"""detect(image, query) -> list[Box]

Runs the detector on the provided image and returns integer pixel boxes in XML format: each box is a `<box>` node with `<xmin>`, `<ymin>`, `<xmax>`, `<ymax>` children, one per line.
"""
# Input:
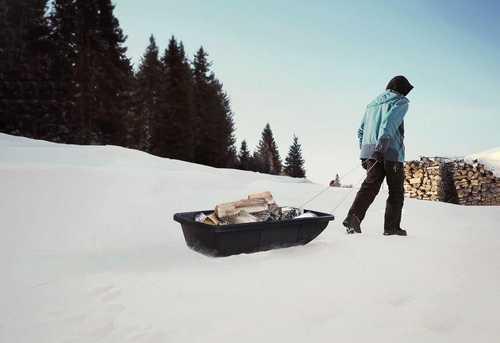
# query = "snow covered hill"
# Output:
<box><xmin>467</xmin><ymin>146</ymin><xmax>500</xmax><ymax>176</ymax></box>
<box><xmin>1</xmin><ymin>133</ymin><xmax>499</xmax><ymax>343</ymax></box>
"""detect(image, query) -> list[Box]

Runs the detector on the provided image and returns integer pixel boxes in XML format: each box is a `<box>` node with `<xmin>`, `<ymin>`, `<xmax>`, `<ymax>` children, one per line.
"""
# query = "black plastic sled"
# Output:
<box><xmin>173</xmin><ymin>210</ymin><xmax>335</xmax><ymax>257</ymax></box>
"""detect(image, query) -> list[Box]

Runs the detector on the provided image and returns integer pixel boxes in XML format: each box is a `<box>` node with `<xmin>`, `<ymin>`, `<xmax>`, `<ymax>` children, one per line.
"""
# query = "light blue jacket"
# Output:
<box><xmin>358</xmin><ymin>90</ymin><xmax>409</xmax><ymax>162</ymax></box>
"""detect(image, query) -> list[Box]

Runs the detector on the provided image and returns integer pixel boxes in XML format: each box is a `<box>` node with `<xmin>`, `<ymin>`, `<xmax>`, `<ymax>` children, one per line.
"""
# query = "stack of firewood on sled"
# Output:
<box><xmin>195</xmin><ymin>191</ymin><xmax>316</xmax><ymax>226</ymax></box>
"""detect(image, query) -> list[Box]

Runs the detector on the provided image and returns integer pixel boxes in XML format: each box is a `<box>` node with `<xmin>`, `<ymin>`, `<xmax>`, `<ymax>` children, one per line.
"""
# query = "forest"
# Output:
<box><xmin>0</xmin><ymin>0</ymin><xmax>306</xmax><ymax>177</ymax></box>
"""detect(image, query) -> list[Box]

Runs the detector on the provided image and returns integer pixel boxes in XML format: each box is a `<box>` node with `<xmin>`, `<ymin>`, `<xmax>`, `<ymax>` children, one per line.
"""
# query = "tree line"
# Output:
<box><xmin>0</xmin><ymin>0</ymin><xmax>306</xmax><ymax>177</ymax></box>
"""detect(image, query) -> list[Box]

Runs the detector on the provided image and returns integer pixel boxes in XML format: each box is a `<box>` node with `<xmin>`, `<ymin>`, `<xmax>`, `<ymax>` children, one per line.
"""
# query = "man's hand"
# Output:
<box><xmin>361</xmin><ymin>159</ymin><xmax>368</xmax><ymax>170</ymax></box>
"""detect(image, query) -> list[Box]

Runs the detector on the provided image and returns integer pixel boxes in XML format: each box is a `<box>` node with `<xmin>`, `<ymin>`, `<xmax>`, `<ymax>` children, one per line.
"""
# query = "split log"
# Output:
<box><xmin>216</xmin><ymin>197</ymin><xmax>269</xmax><ymax>219</ymax></box>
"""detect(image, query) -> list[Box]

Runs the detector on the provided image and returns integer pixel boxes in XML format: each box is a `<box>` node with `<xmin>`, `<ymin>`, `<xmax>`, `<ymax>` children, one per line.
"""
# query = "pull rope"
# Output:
<box><xmin>329</xmin><ymin>160</ymin><xmax>379</xmax><ymax>213</ymax></box>
<box><xmin>298</xmin><ymin>160</ymin><xmax>380</xmax><ymax>214</ymax></box>
<box><xmin>298</xmin><ymin>163</ymin><xmax>364</xmax><ymax>210</ymax></box>
<box><xmin>299</xmin><ymin>164</ymin><xmax>360</xmax><ymax>210</ymax></box>
<box><xmin>329</xmin><ymin>160</ymin><xmax>380</xmax><ymax>213</ymax></box>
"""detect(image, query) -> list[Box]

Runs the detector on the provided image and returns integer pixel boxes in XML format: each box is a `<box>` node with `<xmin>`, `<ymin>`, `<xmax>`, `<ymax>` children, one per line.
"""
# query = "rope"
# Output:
<box><xmin>297</xmin><ymin>163</ymin><xmax>362</xmax><ymax>210</ymax></box>
<box><xmin>329</xmin><ymin>160</ymin><xmax>379</xmax><ymax>213</ymax></box>
<box><xmin>297</xmin><ymin>160</ymin><xmax>380</xmax><ymax>214</ymax></box>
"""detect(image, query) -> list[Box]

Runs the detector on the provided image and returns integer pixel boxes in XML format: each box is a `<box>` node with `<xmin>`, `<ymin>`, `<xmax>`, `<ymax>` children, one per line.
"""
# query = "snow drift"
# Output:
<box><xmin>1</xmin><ymin>133</ymin><xmax>499</xmax><ymax>343</ymax></box>
<box><xmin>467</xmin><ymin>146</ymin><xmax>500</xmax><ymax>176</ymax></box>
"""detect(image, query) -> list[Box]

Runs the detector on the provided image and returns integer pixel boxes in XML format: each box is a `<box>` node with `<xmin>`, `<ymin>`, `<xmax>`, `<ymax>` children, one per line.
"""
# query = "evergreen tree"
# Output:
<box><xmin>132</xmin><ymin>35</ymin><xmax>162</xmax><ymax>151</ymax></box>
<box><xmin>0</xmin><ymin>0</ymin><xmax>63</xmax><ymax>140</ymax></box>
<box><xmin>249</xmin><ymin>151</ymin><xmax>265</xmax><ymax>173</ymax></box>
<box><xmin>154</xmin><ymin>36</ymin><xmax>194</xmax><ymax>160</ymax></box>
<box><xmin>94</xmin><ymin>0</ymin><xmax>134</xmax><ymax>145</ymax></box>
<box><xmin>210</xmin><ymin>78</ymin><xmax>236</xmax><ymax>167</ymax></box>
<box><xmin>284</xmin><ymin>135</ymin><xmax>306</xmax><ymax>178</ymax></box>
<box><xmin>71</xmin><ymin>0</ymin><xmax>100</xmax><ymax>143</ymax></box>
<box><xmin>50</xmin><ymin>0</ymin><xmax>133</xmax><ymax>144</ymax></box>
<box><xmin>256</xmin><ymin>123</ymin><xmax>282</xmax><ymax>175</ymax></box>
<box><xmin>238</xmin><ymin>140</ymin><xmax>251</xmax><ymax>170</ymax></box>
<box><xmin>226</xmin><ymin>145</ymin><xmax>238</xmax><ymax>169</ymax></box>
<box><xmin>192</xmin><ymin>47</ymin><xmax>214</xmax><ymax>165</ymax></box>
<box><xmin>192</xmin><ymin>47</ymin><xmax>236</xmax><ymax>167</ymax></box>
<box><xmin>98</xmin><ymin>0</ymin><xmax>134</xmax><ymax>144</ymax></box>
<box><xmin>49</xmin><ymin>0</ymin><xmax>78</xmax><ymax>142</ymax></box>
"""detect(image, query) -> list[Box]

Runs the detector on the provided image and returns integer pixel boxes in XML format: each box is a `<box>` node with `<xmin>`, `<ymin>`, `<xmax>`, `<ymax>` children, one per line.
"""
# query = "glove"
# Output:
<box><xmin>361</xmin><ymin>159</ymin><xmax>368</xmax><ymax>170</ymax></box>
<box><xmin>372</xmin><ymin>151</ymin><xmax>384</xmax><ymax>161</ymax></box>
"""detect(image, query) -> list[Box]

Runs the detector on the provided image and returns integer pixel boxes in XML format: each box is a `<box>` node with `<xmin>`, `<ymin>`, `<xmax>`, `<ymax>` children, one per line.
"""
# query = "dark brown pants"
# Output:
<box><xmin>347</xmin><ymin>159</ymin><xmax>405</xmax><ymax>232</ymax></box>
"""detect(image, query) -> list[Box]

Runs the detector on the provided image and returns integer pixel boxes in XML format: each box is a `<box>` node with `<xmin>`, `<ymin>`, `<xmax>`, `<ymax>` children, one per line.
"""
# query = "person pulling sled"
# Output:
<box><xmin>343</xmin><ymin>76</ymin><xmax>414</xmax><ymax>236</ymax></box>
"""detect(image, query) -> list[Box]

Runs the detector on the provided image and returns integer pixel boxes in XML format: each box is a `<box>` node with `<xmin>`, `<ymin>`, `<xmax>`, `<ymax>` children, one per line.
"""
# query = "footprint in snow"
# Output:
<box><xmin>101</xmin><ymin>288</ymin><xmax>122</xmax><ymax>302</ymax></box>
<box><xmin>90</xmin><ymin>285</ymin><xmax>115</xmax><ymax>297</ymax></box>
<box><xmin>89</xmin><ymin>285</ymin><xmax>122</xmax><ymax>303</ymax></box>
<box><xmin>61</xmin><ymin>313</ymin><xmax>88</xmax><ymax>325</ymax></box>
<box><xmin>386</xmin><ymin>294</ymin><xmax>413</xmax><ymax>307</ymax></box>
<box><xmin>86</xmin><ymin>321</ymin><xmax>115</xmax><ymax>338</ymax></box>
<box><xmin>106</xmin><ymin>303</ymin><xmax>126</xmax><ymax>315</ymax></box>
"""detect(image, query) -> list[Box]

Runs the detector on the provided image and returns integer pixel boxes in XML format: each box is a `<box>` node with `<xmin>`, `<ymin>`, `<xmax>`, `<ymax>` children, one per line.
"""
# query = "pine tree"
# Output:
<box><xmin>51</xmin><ymin>0</ymin><xmax>133</xmax><ymax>144</ymax></box>
<box><xmin>154</xmin><ymin>36</ymin><xmax>194</xmax><ymax>160</ymax></box>
<box><xmin>249</xmin><ymin>151</ymin><xmax>265</xmax><ymax>173</ymax></box>
<box><xmin>49</xmin><ymin>0</ymin><xmax>78</xmax><ymax>142</ymax></box>
<box><xmin>284</xmin><ymin>135</ymin><xmax>306</xmax><ymax>178</ymax></box>
<box><xmin>132</xmin><ymin>35</ymin><xmax>162</xmax><ymax>151</ymax></box>
<box><xmin>92</xmin><ymin>0</ymin><xmax>134</xmax><ymax>145</ymax></box>
<box><xmin>192</xmin><ymin>47</ymin><xmax>214</xmax><ymax>165</ymax></box>
<box><xmin>238</xmin><ymin>140</ymin><xmax>251</xmax><ymax>170</ymax></box>
<box><xmin>72</xmin><ymin>0</ymin><xmax>100</xmax><ymax>143</ymax></box>
<box><xmin>192</xmin><ymin>47</ymin><xmax>236</xmax><ymax>167</ymax></box>
<box><xmin>0</xmin><ymin>0</ymin><xmax>62</xmax><ymax>140</ymax></box>
<box><xmin>226</xmin><ymin>145</ymin><xmax>238</xmax><ymax>169</ymax></box>
<box><xmin>256</xmin><ymin>123</ymin><xmax>282</xmax><ymax>175</ymax></box>
<box><xmin>210</xmin><ymin>78</ymin><xmax>236</xmax><ymax>167</ymax></box>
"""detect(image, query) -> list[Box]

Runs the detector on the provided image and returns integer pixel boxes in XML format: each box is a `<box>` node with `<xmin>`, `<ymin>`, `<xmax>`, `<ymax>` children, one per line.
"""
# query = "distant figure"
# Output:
<box><xmin>330</xmin><ymin>174</ymin><xmax>341</xmax><ymax>187</ymax></box>
<box><xmin>342</xmin><ymin>76</ymin><xmax>413</xmax><ymax>236</ymax></box>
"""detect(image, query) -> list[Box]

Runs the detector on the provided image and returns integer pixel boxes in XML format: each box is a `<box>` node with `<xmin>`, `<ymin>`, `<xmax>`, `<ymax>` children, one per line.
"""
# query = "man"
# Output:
<box><xmin>343</xmin><ymin>75</ymin><xmax>413</xmax><ymax>236</ymax></box>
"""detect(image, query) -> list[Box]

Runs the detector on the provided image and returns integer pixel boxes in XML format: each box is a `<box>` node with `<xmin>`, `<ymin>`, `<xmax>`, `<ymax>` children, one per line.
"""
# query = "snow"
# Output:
<box><xmin>467</xmin><ymin>147</ymin><xmax>500</xmax><ymax>176</ymax></box>
<box><xmin>1</xmin><ymin>133</ymin><xmax>499</xmax><ymax>343</ymax></box>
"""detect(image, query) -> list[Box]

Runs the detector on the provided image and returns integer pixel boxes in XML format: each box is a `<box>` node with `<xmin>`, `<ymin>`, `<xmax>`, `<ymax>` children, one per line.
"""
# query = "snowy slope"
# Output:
<box><xmin>1</xmin><ymin>133</ymin><xmax>500</xmax><ymax>343</ymax></box>
<box><xmin>467</xmin><ymin>147</ymin><xmax>500</xmax><ymax>176</ymax></box>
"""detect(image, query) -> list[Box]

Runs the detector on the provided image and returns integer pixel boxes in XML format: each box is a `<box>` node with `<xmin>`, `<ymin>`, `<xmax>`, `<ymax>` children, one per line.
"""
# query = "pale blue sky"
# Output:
<box><xmin>115</xmin><ymin>0</ymin><xmax>499</xmax><ymax>184</ymax></box>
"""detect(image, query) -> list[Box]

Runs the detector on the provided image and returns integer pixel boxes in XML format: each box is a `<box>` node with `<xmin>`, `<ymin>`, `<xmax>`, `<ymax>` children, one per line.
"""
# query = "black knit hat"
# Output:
<box><xmin>386</xmin><ymin>75</ymin><xmax>414</xmax><ymax>96</ymax></box>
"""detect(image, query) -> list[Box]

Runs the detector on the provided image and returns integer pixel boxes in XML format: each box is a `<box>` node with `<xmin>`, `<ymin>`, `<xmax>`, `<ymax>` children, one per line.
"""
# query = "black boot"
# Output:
<box><xmin>342</xmin><ymin>214</ymin><xmax>362</xmax><ymax>234</ymax></box>
<box><xmin>383</xmin><ymin>228</ymin><xmax>407</xmax><ymax>236</ymax></box>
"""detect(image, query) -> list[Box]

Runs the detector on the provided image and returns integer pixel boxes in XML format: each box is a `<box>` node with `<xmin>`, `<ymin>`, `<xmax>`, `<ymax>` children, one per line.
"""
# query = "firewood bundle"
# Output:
<box><xmin>452</xmin><ymin>160</ymin><xmax>499</xmax><ymax>205</ymax></box>
<box><xmin>195</xmin><ymin>191</ymin><xmax>303</xmax><ymax>226</ymax></box>
<box><xmin>403</xmin><ymin>159</ymin><xmax>445</xmax><ymax>201</ymax></box>
<box><xmin>215</xmin><ymin>193</ymin><xmax>276</xmax><ymax>223</ymax></box>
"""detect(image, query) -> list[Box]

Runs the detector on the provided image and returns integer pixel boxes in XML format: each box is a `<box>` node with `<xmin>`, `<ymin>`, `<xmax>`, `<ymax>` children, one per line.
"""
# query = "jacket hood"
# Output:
<box><xmin>367</xmin><ymin>90</ymin><xmax>408</xmax><ymax>108</ymax></box>
<box><xmin>386</xmin><ymin>75</ymin><xmax>413</xmax><ymax>96</ymax></box>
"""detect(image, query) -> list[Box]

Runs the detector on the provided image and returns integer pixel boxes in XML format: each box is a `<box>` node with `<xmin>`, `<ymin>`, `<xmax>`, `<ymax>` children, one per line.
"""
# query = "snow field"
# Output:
<box><xmin>1</xmin><ymin>134</ymin><xmax>499</xmax><ymax>343</ymax></box>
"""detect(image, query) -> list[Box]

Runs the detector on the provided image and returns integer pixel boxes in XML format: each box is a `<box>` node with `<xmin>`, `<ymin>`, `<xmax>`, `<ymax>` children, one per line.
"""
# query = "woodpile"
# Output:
<box><xmin>403</xmin><ymin>158</ymin><xmax>446</xmax><ymax>202</ymax></box>
<box><xmin>404</xmin><ymin>157</ymin><xmax>499</xmax><ymax>206</ymax></box>
<box><xmin>451</xmin><ymin>160</ymin><xmax>499</xmax><ymax>205</ymax></box>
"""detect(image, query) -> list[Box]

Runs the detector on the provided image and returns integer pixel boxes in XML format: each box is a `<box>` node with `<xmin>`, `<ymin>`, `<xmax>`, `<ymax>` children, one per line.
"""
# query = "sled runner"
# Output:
<box><xmin>173</xmin><ymin>210</ymin><xmax>335</xmax><ymax>257</ymax></box>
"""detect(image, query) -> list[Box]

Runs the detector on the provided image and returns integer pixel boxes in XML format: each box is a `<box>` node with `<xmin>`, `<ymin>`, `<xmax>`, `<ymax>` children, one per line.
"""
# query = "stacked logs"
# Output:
<box><xmin>404</xmin><ymin>159</ymin><xmax>445</xmax><ymax>201</ymax></box>
<box><xmin>452</xmin><ymin>160</ymin><xmax>499</xmax><ymax>205</ymax></box>
<box><xmin>404</xmin><ymin>157</ymin><xmax>500</xmax><ymax>206</ymax></box>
